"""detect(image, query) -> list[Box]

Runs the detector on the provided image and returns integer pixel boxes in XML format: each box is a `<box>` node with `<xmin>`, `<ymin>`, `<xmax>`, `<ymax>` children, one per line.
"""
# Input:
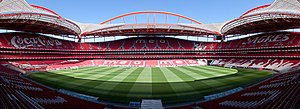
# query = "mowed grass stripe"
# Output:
<box><xmin>122</xmin><ymin>67</ymin><xmax>144</xmax><ymax>82</ymax></box>
<box><xmin>86</xmin><ymin>68</ymin><xmax>144</xmax><ymax>97</ymax></box>
<box><xmin>224</xmin><ymin>70</ymin><xmax>271</xmax><ymax>83</ymax></box>
<box><xmin>151</xmin><ymin>67</ymin><xmax>178</xmax><ymax>101</ymax></box>
<box><xmin>108</xmin><ymin>67</ymin><xmax>139</xmax><ymax>82</ymax></box>
<box><xmin>93</xmin><ymin>67</ymin><xmax>129</xmax><ymax>81</ymax></box>
<box><xmin>47</xmin><ymin>67</ymin><xmax>120</xmax><ymax>89</ymax></box>
<box><xmin>182</xmin><ymin>67</ymin><xmax>216</xmax><ymax>77</ymax></box>
<box><xmin>159</xmin><ymin>67</ymin><xmax>186</xmax><ymax>82</ymax></box>
<box><xmin>195</xmin><ymin>66</ymin><xmax>234</xmax><ymax>74</ymax></box>
<box><xmin>51</xmin><ymin>67</ymin><xmax>98</xmax><ymax>75</ymax></box>
<box><xmin>108</xmin><ymin>68</ymin><xmax>145</xmax><ymax>99</ymax></box>
<box><xmin>86</xmin><ymin>68</ymin><xmax>145</xmax><ymax>101</ymax></box>
<box><xmin>128</xmin><ymin>69</ymin><xmax>153</xmax><ymax>98</ymax></box>
<box><xmin>152</xmin><ymin>67</ymin><xmax>169</xmax><ymax>83</ymax></box>
<box><xmin>172</xmin><ymin>67</ymin><xmax>208</xmax><ymax>80</ymax></box>
<box><xmin>127</xmin><ymin>83</ymin><xmax>153</xmax><ymax>99</ymax></box>
<box><xmin>166</xmin><ymin>67</ymin><xmax>196</xmax><ymax>81</ymax></box>
<box><xmin>28</xmin><ymin>73</ymin><xmax>87</xmax><ymax>89</ymax></box>
<box><xmin>190</xmin><ymin>66</ymin><xmax>237</xmax><ymax>74</ymax></box>
<box><xmin>160</xmin><ymin>68</ymin><xmax>197</xmax><ymax>98</ymax></box>
<box><xmin>72</xmin><ymin>67</ymin><xmax>114</xmax><ymax>77</ymax></box>
<box><xmin>74</xmin><ymin>67</ymin><xmax>116</xmax><ymax>78</ymax></box>
<box><xmin>196</xmin><ymin>69</ymin><xmax>272</xmax><ymax>95</ymax></box>
<box><xmin>80</xmin><ymin>67</ymin><xmax>125</xmax><ymax>80</ymax></box>
<box><xmin>70</xmin><ymin>67</ymin><xmax>129</xmax><ymax>92</ymax></box>
<box><xmin>207</xmin><ymin>69</ymin><xmax>270</xmax><ymax>87</ymax></box>
<box><xmin>177</xmin><ymin>67</ymin><xmax>232</xmax><ymax>87</ymax></box>
<box><xmin>31</xmin><ymin>72</ymin><xmax>73</xmax><ymax>81</ymax></box>
<box><xmin>180</xmin><ymin>67</ymin><xmax>218</xmax><ymax>77</ymax></box>
<box><xmin>210</xmin><ymin>73</ymin><xmax>254</xmax><ymax>90</ymax></box>
<box><xmin>50</xmin><ymin>67</ymin><xmax>112</xmax><ymax>78</ymax></box>
<box><xmin>182</xmin><ymin>66</ymin><xmax>240</xmax><ymax>89</ymax></box>
<box><xmin>136</xmin><ymin>67</ymin><xmax>152</xmax><ymax>83</ymax></box>
<box><xmin>67</xmin><ymin>67</ymin><xmax>125</xmax><ymax>89</ymax></box>
<box><xmin>187</xmin><ymin>66</ymin><xmax>236</xmax><ymax>78</ymax></box>
<box><xmin>205</xmin><ymin>66</ymin><xmax>237</xmax><ymax>71</ymax></box>
<box><xmin>58</xmin><ymin>67</ymin><xmax>114</xmax><ymax>78</ymax></box>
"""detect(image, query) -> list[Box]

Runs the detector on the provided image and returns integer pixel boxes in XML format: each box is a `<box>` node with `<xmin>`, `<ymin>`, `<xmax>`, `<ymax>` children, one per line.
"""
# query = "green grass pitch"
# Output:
<box><xmin>28</xmin><ymin>66</ymin><xmax>273</xmax><ymax>104</ymax></box>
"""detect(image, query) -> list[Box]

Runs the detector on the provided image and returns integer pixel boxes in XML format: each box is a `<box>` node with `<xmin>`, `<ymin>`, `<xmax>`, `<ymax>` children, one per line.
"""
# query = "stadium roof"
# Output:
<box><xmin>222</xmin><ymin>0</ymin><xmax>300</xmax><ymax>35</ymax></box>
<box><xmin>0</xmin><ymin>0</ymin><xmax>81</xmax><ymax>35</ymax></box>
<box><xmin>1</xmin><ymin>0</ymin><xmax>300</xmax><ymax>39</ymax></box>
<box><xmin>79</xmin><ymin>11</ymin><xmax>222</xmax><ymax>38</ymax></box>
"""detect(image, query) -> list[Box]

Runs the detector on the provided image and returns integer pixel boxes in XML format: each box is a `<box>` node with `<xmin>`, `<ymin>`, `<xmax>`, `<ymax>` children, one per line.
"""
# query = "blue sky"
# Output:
<box><xmin>26</xmin><ymin>0</ymin><xmax>274</xmax><ymax>24</ymax></box>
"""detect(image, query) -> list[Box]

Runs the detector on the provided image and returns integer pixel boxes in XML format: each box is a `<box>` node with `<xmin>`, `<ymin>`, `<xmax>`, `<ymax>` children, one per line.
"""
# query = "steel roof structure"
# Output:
<box><xmin>79</xmin><ymin>11</ymin><xmax>222</xmax><ymax>38</ymax></box>
<box><xmin>1</xmin><ymin>0</ymin><xmax>300</xmax><ymax>39</ymax></box>
<box><xmin>221</xmin><ymin>0</ymin><xmax>300</xmax><ymax>35</ymax></box>
<box><xmin>0</xmin><ymin>0</ymin><xmax>81</xmax><ymax>35</ymax></box>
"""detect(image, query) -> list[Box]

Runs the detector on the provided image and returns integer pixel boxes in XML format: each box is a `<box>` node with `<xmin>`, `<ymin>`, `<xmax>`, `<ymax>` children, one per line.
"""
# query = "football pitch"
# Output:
<box><xmin>28</xmin><ymin>66</ymin><xmax>273</xmax><ymax>104</ymax></box>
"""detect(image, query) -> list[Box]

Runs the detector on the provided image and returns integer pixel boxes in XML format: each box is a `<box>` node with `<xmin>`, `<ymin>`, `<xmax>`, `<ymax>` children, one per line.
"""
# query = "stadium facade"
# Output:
<box><xmin>0</xmin><ymin>0</ymin><xmax>299</xmax><ymax>109</ymax></box>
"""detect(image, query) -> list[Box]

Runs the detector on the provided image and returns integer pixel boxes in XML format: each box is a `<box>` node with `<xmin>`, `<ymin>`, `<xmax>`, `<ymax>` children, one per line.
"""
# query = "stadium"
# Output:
<box><xmin>0</xmin><ymin>0</ymin><xmax>299</xmax><ymax>109</ymax></box>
